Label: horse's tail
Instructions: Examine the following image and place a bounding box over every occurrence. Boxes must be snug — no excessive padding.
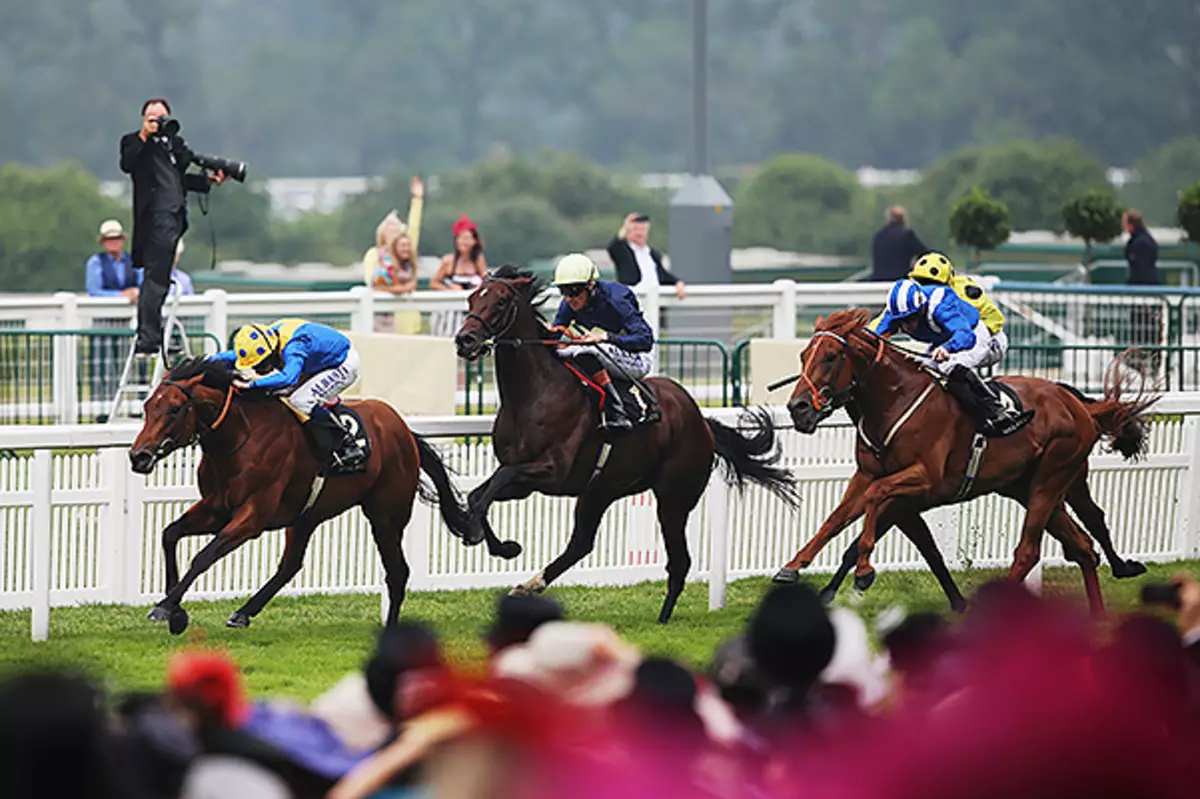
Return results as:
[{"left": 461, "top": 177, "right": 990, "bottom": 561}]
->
[
  {"left": 414, "top": 434, "right": 473, "bottom": 541},
  {"left": 1076, "top": 355, "right": 1161, "bottom": 462},
  {"left": 706, "top": 407, "right": 799, "bottom": 507}
]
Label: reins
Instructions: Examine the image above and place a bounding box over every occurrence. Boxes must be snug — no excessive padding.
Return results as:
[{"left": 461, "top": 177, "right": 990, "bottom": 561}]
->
[{"left": 159, "top": 378, "right": 251, "bottom": 456}]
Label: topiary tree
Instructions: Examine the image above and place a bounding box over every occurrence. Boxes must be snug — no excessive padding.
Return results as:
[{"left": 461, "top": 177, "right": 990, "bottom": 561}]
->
[
  {"left": 1178, "top": 180, "right": 1200, "bottom": 267},
  {"left": 949, "top": 187, "right": 1012, "bottom": 271},
  {"left": 1061, "top": 189, "right": 1124, "bottom": 283}
]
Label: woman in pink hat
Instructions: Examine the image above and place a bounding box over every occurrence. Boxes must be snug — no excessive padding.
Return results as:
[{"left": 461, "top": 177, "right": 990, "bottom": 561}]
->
[{"left": 431, "top": 214, "right": 488, "bottom": 337}]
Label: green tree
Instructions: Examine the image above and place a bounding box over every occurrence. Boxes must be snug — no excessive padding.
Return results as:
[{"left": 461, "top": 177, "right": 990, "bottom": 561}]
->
[
  {"left": 1126, "top": 137, "right": 1200, "bottom": 224},
  {"left": 733, "top": 154, "right": 867, "bottom": 256},
  {"left": 0, "top": 162, "right": 126, "bottom": 292},
  {"left": 1061, "top": 189, "right": 1124, "bottom": 282},
  {"left": 1178, "top": 181, "right": 1200, "bottom": 261},
  {"left": 949, "top": 187, "right": 1012, "bottom": 270}
]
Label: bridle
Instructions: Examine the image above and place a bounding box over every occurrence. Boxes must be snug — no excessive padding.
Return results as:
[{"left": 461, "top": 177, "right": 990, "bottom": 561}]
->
[
  {"left": 153, "top": 378, "right": 250, "bottom": 457},
  {"left": 461, "top": 276, "right": 549, "bottom": 350},
  {"left": 797, "top": 330, "right": 886, "bottom": 413}
]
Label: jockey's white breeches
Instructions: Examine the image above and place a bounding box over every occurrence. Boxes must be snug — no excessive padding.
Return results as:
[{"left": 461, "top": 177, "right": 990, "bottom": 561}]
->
[
  {"left": 921, "top": 321, "right": 999, "bottom": 376},
  {"left": 557, "top": 342, "right": 654, "bottom": 380},
  {"left": 286, "top": 346, "right": 361, "bottom": 416}
]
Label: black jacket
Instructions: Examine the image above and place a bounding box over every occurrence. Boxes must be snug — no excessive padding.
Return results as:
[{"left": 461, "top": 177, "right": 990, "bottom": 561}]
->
[
  {"left": 871, "top": 223, "right": 927, "bottom": 281},
  {"left": 607, "top": 236, "right": 682, "bottom": 287},
  {"left": 1125, "top": 228, "right": 1159, "bottom": 286},
  {"left": 119, "top": 131, "right": 210, "bottom": 264}
]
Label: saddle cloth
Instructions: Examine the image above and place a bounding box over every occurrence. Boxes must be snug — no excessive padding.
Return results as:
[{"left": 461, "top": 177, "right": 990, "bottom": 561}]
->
[
  {"left": 281, "top": 398, "right": 373, "bottom": 466},
  {"left": 562, "top": 363, "right": 661, "bottom": 429},
  {"left": 990, "top": 379, "right": 1024, "bottom": 415}
]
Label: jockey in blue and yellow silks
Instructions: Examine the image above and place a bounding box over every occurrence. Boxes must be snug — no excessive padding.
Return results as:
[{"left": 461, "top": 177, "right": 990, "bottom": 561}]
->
[
  {"left": 871, "top": 279, "right": 1033, "bottom": 438},
  {"left": 212, "top": 318, "right": 366, "bottom": 474}
]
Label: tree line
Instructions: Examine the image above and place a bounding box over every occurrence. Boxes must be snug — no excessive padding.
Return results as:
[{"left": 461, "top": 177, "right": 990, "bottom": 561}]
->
[
  {"left": 3, "top": 135, "right": 1199, "bottom": 292},
  {"left": 2, "top": 0, "right": 1199, "bottom": 180}
]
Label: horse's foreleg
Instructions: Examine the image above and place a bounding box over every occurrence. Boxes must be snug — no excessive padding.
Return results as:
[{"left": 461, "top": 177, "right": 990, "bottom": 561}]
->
[
  {"left": 773, "top": 470, "right": 871, "bottom": 583},
  {"left": 856, "top": 464, "right": 931, "bottom": 579},
  {"left": 227, "top": 521, "right": 318, "bottom": 628},
  {"left": 514, "top": 492, "right": 614, "bottom": 597},
  {"left": 1066, "top": 468, "right": 1145, "bottom": 579},
  {"left": 469, "top": 463, "right": 559, "bottom": 558},
  {"left": 161, "top": 499, "right": 228, "bottom": 593},
  {"left": 149, "top": 504, "right": 265, "bottom": 635}
]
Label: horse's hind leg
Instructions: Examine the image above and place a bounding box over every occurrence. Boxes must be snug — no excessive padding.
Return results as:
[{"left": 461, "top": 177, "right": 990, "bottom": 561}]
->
[
  {"left": 653, "top": 469, "right": 707, "bottom": 624},
  {"left": 1067, "top": 466, "right": 1145, "bottom": 579},
  {"left": 893, "top": 511, "right": 967, "bottom": 613},
  {"left": 1008, "top": 441, "right": 1086, "bottom": 585},
  {"left": 513, "top": 493, "right": 614, "bottom": 596},
  {"left": 226, "top": 521, "right": 318, "bottom": 628},
  {"left": 1044, "top": 503, "right": 1106, "bottom": 616},
  {"left": 363, "top": 498, "right": 415, "bottom": 627}
]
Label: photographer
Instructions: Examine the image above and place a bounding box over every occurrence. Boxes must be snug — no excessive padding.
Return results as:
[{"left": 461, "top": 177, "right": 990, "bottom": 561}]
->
[{"left": 119, "top": 98, "right": 227, "bottom": 355}]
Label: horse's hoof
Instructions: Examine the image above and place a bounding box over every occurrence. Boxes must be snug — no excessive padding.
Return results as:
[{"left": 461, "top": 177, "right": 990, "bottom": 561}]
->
[
  {"left": 657, "top": 614, "right": 672, "bottom": 625},
  {"left": 508, "top": 584, "right": 530, "bottom": 597},
  {"left": 491, "top": 540, "right": 523, "bottom": 560},
  {"left": 949, "top": 597, "right": 969, "bottom": 614},
  {"left": 853, "top": 570, "right": 876, "bottom": 592},
  {"left": 168, "top": 607, "right": 190, "bottom": 636},
  {"left": 1112, "top": 560, "right": 1147, "bottom": 579},
  {"left": 147, "top": 605, "right": 173, "bottom": 623},
  {"left": 772, "top": 568, "right": 800, "bottom": 584},
  {"left": 818, "top": 586, "right": 838, "bottom": 606},
  {"left": 226, "top": 611, "right": 251, "bottom": 629}
]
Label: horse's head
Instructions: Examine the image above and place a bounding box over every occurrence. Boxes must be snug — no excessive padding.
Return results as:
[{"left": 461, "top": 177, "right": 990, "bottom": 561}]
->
[
  {"left": 129, "top": 357, "right": 234, "bottom": 473},
  {"left": 454, "top": 264, "right": 547, "bottom": 360},
  {"left": 787, "top": 309, "right": 875, "bottom": 433}
]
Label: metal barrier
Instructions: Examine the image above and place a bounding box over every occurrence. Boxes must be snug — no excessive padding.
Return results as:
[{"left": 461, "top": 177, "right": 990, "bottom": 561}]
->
[
  {"left": 731, "top": 340, "right": 751, "bottom": 407},
  {"left": 0, "top": 329, "right": 222, "bottom": 425},
  {"left": 1000, "top": 344, "right": 1200, "bottom": 394}
]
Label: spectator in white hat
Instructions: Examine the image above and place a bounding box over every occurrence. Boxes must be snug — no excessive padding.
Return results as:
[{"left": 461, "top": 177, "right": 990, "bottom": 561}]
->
[{"left": 85, "top": 219, "right": 141, "bottom": 300}]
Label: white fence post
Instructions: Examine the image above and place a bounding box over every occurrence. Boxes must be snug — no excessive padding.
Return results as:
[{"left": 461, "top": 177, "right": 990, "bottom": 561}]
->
[
  {"left": 350, "top": 285, "right": 374, "bottom": 333},
  {"left": 101, "top": 449, "right": 137, "bottom": 604},
  {"left": 205, "top": 289, "right": 229, "bottom": 351},
  {"left": 30, "top": 450, "right": 53, "bottom": 641},
  {"left": 706, "top": 474, "right": 730, "bottom": 610},
  {"left": 644, "top": 286, "right": 663, "bottom": 343},
  {"left": 772, "top": 280, "right": 797, "bottom": 340},
  {"left": 53, "top": 292, "right": 80, "bottom": 424},
  {"left": 1177, "top": 417, "right": 1200, "bottom": 559}
]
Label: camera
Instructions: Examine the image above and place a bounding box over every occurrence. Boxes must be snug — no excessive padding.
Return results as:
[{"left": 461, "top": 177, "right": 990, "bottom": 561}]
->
[
  {"left": 154, "top": 115, "right": 181, "bottom": 136},
  {"left": 192, "top": 153, "right": 248, "bottom": 183},
  {"left": 1140, "top": 583, "right": 1182, "bottom": 609}
]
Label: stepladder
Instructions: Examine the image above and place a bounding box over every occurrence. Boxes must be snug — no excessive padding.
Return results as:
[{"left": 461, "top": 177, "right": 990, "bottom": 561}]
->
[{"left": 105, "top": 280, "right": 192, "bottom": 422}]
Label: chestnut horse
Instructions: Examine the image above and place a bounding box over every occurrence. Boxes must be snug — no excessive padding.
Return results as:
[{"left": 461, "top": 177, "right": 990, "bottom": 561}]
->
[
  {"left": 791, "top": 401, "right": 1150, "bottom": 610},
  {"left": 777, "top": 309, "right": 1157, "bottom": 614},
  {"left": 453, "top": 265, "right": 797, "bottom": 623},
  {"left": 129, "top": 357, "right": 491, "bottom": 634}
]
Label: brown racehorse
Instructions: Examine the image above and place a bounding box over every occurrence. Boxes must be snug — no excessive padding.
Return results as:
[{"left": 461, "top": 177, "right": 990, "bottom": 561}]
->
[
  {"left": 776, "top": 309, "right": 1157, "bottom": 615},
  {"left": 453, "top": 265, "right": 798, "bottom": 623},
  {"left": 129, "top": 356, "right": 491, "bottom": 634},
  {"left": 792, "top": 402, "right": 1150, "bottom": 611}
]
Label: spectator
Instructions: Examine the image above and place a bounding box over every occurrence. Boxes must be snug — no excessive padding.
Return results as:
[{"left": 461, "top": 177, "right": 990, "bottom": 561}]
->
[
  {"left": 171, "top": 238, "right": 194, "bottom": 297},
  {"left": 431, "top": 214, "right": 488, "bottom": 338},
  {"left": 607, "top": 212, "right": 687, "bottom": 300},
  {"left": 364, "top": 177, "right": 424, "bottom": 310},
  {"left": 1124, "top": 209, "right": 1159, "bottom": 286},
  {"left": 483, "top": 594, "right": 565, "bottom": 659},
  {"left": 86, "top": 219, "right": 141, "bottom": 299},
  {"left": 871, "top": 205, "right": 927, "bottom": 281}
]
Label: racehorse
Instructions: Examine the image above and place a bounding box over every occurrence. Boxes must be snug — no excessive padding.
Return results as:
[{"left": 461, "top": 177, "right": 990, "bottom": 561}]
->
[
  {"left": 129, "top": 356, "right": 491, "bottom": 634},
  {"left": 777, "top": 309, "right": 1158, "bottom": 615},
  {"left": 453, "top": 265, "right": 797, "bottom": 623}
]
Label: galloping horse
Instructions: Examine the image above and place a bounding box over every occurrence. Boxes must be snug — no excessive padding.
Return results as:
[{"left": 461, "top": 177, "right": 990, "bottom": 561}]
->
[
  {"left": 777, "top": 309, "right": 1157, "bottom": 614},
  {"left": 795, "top": 398, "right": 1151, "bottom": 610},
  {"left": 129, "top": 357, "right": 487, "bottom": 634},
  {"left": 453, "top": 266, "right": 797, "bottom": 623}
]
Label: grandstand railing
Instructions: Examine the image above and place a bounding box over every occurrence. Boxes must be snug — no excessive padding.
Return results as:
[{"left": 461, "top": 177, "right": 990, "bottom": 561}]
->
[{"left": 4, "top": 398, "right": 1200, "bottom": 640}]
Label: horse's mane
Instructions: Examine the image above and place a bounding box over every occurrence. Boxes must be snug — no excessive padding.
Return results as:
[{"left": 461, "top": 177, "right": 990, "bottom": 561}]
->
[
  {"left": 490, "top": 263, "right": 553, "bottom": 325},
  {"left": 166, "top": 356, "right": 274, "bottom": 401},
  {"left": 815, "top": 308, "right": 874, "bottom": 338}
]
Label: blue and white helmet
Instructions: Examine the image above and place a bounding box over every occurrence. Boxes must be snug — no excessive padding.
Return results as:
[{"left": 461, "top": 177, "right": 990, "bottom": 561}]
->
[{"left": 886, "top": 278, "right": 928, "bottom": 320}]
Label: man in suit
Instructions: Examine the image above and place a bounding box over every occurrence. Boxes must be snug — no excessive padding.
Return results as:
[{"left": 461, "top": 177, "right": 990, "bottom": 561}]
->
[
  {"left": 871, "top": 206, "right": 928, "bottom": 282},
  {"left": 607, "top": 213, "right": 687, "bottom": 300},
  {"left": 119, "top": 97, "right": 226, "bottom": 355}
]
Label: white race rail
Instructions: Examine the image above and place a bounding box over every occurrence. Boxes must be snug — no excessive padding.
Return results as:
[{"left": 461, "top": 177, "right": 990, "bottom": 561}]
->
[{"left": 4, "top": 398, "right": 1200, "bottom": 640}]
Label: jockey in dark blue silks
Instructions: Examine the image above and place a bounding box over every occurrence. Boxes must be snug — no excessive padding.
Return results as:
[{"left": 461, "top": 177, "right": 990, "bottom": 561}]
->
[
  {"left": 872, "top": 278, "right": 1034, "bottom": 438},
  {"left": 550, "top": 252, "right": 656, "bottom": 433}
]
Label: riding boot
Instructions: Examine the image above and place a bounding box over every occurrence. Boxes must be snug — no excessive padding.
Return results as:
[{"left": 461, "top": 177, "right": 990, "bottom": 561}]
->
[
  {"left": 303, "top": 414, "right": 344, "bottom": 476},
  {"left": 592, "top": 370, "right": 633, "bottom": 434},
  {"left": 947, "top": 365, "right": 1034, "bottom": 438}
]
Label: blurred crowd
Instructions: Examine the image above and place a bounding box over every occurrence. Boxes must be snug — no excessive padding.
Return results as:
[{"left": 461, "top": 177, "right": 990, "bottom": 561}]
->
[{"left": 3, "top": 573, "right": 1199, "bottom": 799}]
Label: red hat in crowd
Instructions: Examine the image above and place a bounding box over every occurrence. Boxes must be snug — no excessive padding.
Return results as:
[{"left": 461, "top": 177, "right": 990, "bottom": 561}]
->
[
  {"left": 451, "top": 214, "right": 478, "bottom": 237},
  {"left": 166, "top": 649, "right": 250, "bottom": 727}
]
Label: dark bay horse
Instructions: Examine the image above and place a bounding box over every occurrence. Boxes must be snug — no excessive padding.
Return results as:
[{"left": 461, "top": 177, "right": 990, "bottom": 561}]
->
[
  {"left": 453, "top": 266, "right": 797, "bottom": 623},
  {"left": 129, "top": 357, "right": 486, "bottom": 634},
  {"left": 778, "top": 309, "right": 1158, "bottom": 615}
]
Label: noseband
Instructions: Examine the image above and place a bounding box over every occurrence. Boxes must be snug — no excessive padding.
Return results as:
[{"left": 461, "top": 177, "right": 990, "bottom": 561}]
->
[{"left": 798, "top": 331, "right": 885, "bottom": 412}]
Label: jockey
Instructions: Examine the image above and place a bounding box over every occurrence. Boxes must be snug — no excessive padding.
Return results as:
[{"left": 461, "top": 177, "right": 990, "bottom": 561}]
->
[
  {"left": 871, "top": 279, "right": 1034, "bottom": 438},
  {"left": 907, "top": 252, "right": 1008, "bottom": 368},
  {"left": 212, "top": 318, "right": 367, "bottom": 474},
  {"left": 551, "top": 253, "right": 655, "bottom": 433}
]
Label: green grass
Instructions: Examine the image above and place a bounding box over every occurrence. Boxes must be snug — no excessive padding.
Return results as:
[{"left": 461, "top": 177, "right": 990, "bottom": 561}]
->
[{"left": 1, "top": 560, "right": 1197, "bottom": 702}]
